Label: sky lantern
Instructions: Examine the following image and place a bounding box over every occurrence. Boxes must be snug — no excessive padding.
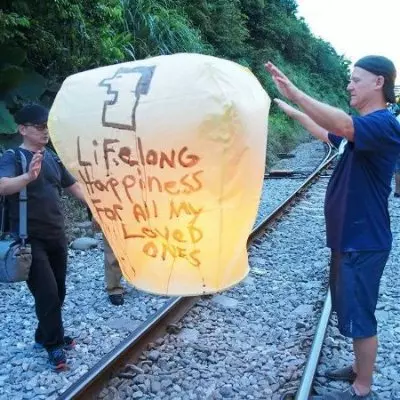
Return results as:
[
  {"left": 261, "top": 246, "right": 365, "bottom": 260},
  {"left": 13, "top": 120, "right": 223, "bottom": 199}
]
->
[{"left": 49, "top": 53, "right": 270, "bottom": 296}]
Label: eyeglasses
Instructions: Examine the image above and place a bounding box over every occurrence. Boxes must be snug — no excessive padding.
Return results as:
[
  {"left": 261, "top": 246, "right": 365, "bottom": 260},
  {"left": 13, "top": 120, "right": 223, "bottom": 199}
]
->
[{"left": 24, "top": 123, "right": 48, "bottom": 131}]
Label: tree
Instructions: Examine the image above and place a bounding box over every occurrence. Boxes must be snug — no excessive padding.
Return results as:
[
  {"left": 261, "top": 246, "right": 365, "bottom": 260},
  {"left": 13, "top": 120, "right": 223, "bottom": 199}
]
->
[
  {"left": 121, "top": 0, "right": 211, "bottom": 60},
  {"left": 0, "top": 0, "right": 351, "bottom": 141}
]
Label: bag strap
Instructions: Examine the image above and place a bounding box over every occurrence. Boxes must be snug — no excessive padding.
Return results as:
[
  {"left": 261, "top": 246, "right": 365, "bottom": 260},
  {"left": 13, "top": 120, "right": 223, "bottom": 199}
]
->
[
  {"left": 17, "top": 150, "right": 28, "bottom": 245},
  {"left": 0, "top": 196, "right": 6, "bottom": 238}
]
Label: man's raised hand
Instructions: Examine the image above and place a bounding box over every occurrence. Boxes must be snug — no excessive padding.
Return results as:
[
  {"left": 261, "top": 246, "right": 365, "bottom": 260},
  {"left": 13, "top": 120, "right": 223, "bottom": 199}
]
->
[
  {"left": 26, "top": 151, "right": 43, "bottom": 182},
  {"left": 265, "top": 62, "right": 300, "bottom": 102}
]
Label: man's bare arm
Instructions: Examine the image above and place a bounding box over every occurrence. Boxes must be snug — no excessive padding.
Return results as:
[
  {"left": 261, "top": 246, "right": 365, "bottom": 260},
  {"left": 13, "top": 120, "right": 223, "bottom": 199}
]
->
[
  {"left": 293, "top": 91, "right": 354, "bottom": 141},
  {"left": 274, "top": 99, "right": 329, "bottom": 143},
  {"left": 0, "top": 152, "right": 43, "bottom": 195},
  {"left": 65, "top": 182, "right": 86, "bottom": 203},
  {"left": 265, "top": 62, "right": 354, "bottom": 141},
  {"left": 0, "top": 174, "right": 32, "bottom": 195}
]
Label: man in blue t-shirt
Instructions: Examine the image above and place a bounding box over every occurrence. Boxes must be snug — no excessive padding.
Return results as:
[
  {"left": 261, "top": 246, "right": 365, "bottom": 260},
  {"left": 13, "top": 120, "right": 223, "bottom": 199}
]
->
[
  {"left": 266, "top": 56, "right": 400, "bottom": 400},
  {"left": 394, "top": 113, "right": 400, "bottom": 197},
  {"left": 0, "top": 104, "right": 86, "bottom": 371}
]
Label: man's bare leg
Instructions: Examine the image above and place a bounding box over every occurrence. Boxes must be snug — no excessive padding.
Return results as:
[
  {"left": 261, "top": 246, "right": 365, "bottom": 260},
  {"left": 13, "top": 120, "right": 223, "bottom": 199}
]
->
[
  {"left": 352, "top": 336, "right": 377, "bottom": 395},
  {"left": 395, "top": 172, "right": 400, "bottom": 195}
]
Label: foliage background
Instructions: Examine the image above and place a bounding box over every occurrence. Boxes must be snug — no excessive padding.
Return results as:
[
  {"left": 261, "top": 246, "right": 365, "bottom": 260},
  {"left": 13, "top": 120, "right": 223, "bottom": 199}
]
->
[{"left": 1, "top": 0, "right": 352, "bottom": 163}]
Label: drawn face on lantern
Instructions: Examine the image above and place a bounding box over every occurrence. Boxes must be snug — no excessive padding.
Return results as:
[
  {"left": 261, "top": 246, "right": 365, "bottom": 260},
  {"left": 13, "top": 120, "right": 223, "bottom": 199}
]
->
[{"left": 49, "top": 53, "right": 270, "bottom": 296}]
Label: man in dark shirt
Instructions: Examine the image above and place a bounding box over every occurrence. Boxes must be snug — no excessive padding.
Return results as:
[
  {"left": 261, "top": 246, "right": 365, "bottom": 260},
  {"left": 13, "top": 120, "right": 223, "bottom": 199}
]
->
[
  {"left": 266, "top": 56, "right": 400, "bottom": 399},
  {"left": 0, "top": 104, "right": 86, "bottom": 370}
]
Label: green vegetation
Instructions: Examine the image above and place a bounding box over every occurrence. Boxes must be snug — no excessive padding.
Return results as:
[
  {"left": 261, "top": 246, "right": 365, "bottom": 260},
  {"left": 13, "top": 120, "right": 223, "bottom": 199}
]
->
[{"left": 1, "top": 0, "right": 351, "bottom": 164}]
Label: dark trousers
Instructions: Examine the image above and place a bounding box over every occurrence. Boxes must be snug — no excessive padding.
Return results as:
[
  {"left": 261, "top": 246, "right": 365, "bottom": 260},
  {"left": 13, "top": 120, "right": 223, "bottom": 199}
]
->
[{"left": 26, "top": 236, "right": 68, "bottom": 350}]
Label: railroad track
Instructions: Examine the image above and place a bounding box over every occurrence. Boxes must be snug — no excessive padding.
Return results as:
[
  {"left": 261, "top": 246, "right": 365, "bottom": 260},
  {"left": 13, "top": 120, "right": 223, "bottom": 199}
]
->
[
  {"left": 58, "top": 142, "right": 337, "bottom": 400},
  {"left": 280, "top": 292, "right": 332, "bottom": 399}
]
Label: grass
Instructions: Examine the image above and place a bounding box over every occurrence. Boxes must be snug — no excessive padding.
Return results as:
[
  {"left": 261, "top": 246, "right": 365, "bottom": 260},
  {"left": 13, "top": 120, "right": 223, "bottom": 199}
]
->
[{"left": 266, "top": 111, "right": 310, "bottom": 167}]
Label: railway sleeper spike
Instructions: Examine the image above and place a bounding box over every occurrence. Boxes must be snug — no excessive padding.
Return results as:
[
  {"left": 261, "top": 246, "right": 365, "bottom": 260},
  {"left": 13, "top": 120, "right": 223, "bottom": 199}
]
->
[
  {"left": 117, "top": 372, "right": 136, "bottom": 380},
  {"left": 124, "top": 363, "right": 144, "bottom": 374},
  {"left": 166, "top": 323, "right": 181, "bottom": 334},
  {"left": 280, "top": 390, "right": 296, "bottom": 400}
]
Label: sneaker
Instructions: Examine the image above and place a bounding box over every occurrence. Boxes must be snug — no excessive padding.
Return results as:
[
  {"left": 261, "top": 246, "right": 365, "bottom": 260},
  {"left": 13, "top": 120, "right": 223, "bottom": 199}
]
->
[
  {"left": 109, "top": 294, "right": 124, "bottom": 306},
  {"left": 35, "top": 336, "right": 76, "bottom": 351},
  {"left": 63, "top": 336, "right": 76, "bottom": 351},
  {"left": 310, "top": 386, "right": 378, "bottom": 399},
  {"left": 325, "top": 365, "right": 357, "bottom": 383},
  {"left": 47, "top": 347, "right": 67, "bottom": 371}
]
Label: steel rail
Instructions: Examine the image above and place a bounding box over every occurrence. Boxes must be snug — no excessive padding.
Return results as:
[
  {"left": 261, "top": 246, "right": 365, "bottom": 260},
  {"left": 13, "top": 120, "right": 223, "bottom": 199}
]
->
[
  {"left": 281, "top": 146, "right": 339, "bottom": 400},
  {"left": 59, "top": 143, "right": 337, "bottom": 400},
  {"left": 294, "top": 289, "right": 332, "bottom": 400},
  {"left": 58, "top": 297, "right": 198, "bottom": 400}
]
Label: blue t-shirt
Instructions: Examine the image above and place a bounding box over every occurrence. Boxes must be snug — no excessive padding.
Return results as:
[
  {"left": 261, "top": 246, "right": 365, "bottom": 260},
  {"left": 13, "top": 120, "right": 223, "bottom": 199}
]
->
[{"left": 325, "top": 109, "right": 400, "bottom": 251}]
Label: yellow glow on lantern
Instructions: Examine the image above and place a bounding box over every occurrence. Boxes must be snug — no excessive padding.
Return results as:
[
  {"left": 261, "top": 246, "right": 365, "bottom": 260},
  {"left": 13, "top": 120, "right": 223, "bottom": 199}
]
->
[{"left": 49, "top": 53, "right": 270, "bottom": 296}]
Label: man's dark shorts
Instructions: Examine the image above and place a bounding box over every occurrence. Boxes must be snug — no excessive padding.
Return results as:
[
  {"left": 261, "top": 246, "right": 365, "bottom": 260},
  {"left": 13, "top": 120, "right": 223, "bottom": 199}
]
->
[
  {"left": 395, "top": 158, "right": 400, "bottom": 173},
  {"left": 329, "top": 250, "right": 389, "bottom": 338}
]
